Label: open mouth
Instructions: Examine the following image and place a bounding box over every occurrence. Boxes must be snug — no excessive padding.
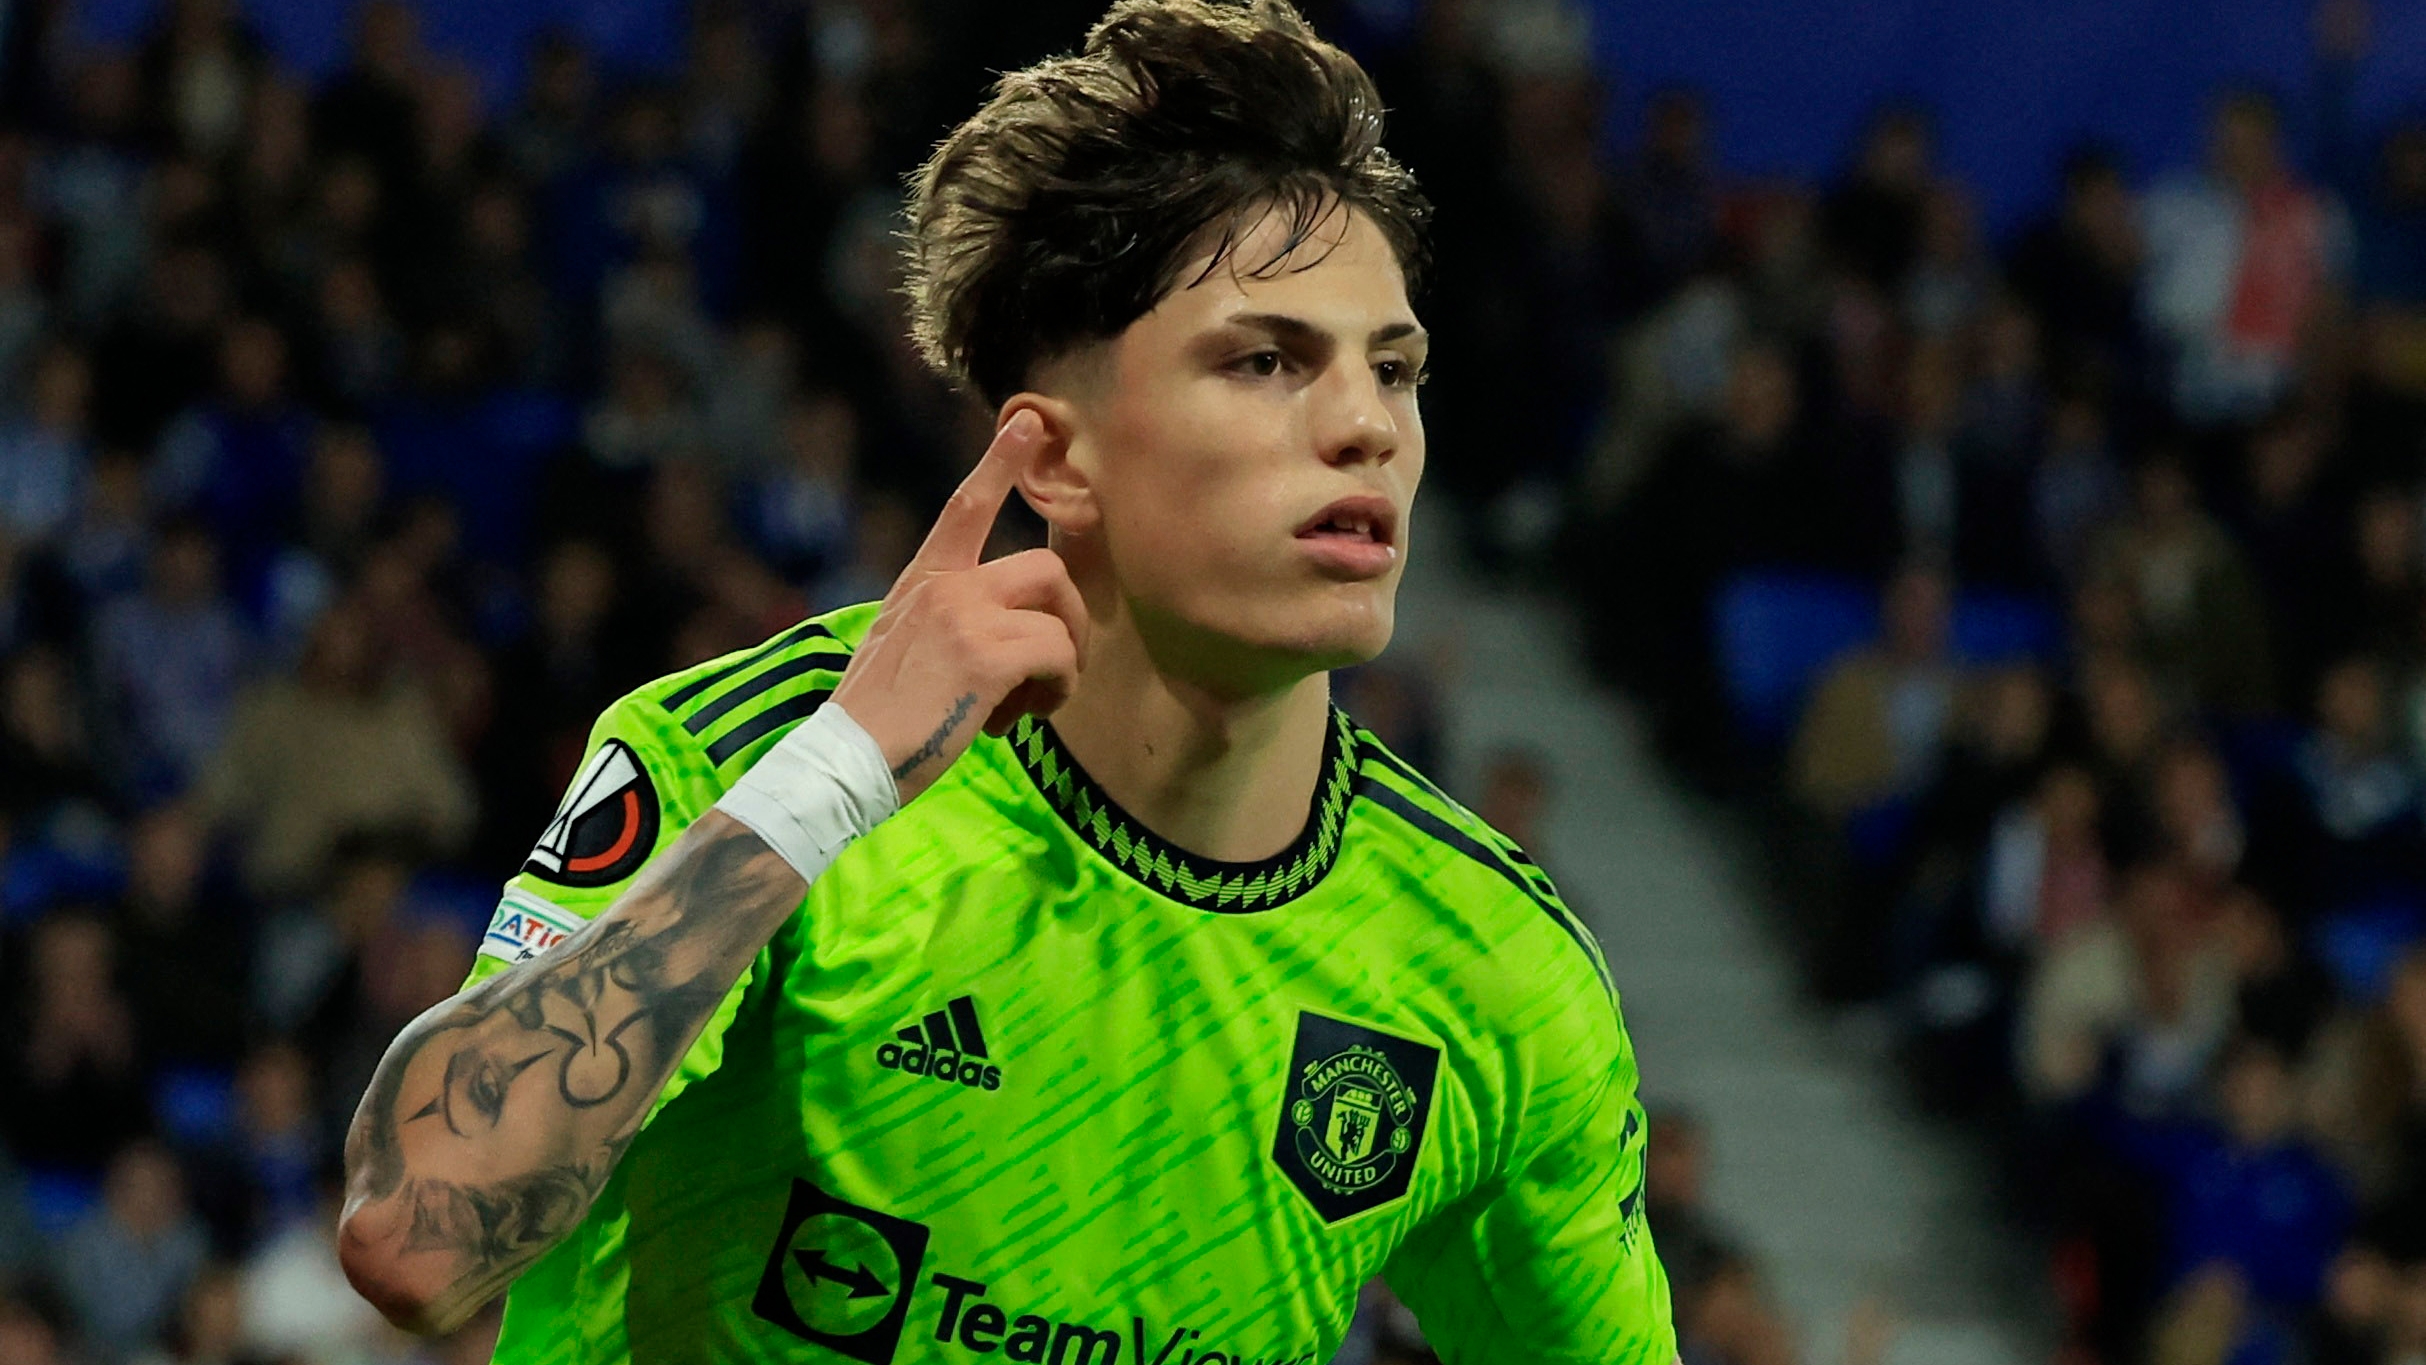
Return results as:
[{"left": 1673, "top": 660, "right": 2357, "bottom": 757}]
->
[{"left": 1295, "top": 496, "right": 1398, "bottom": 548}]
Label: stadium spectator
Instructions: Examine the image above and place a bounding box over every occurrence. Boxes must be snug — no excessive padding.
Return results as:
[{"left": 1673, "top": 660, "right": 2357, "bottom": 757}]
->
[
  {"left": 2140, "top": 89, "right": 2346, "bottom": 426},
  {"left": 129, "top": 1262, "right": 257, "bottom": 1365},
  {"left": 2009, "top": 147, "right": 2146, "bottom": 389},
  {"left": 1618, "top": 87, "right": 1723, "bottom": 306},
  {"left": 0, "top": 1146, "right": 35, "bottom": 1283},
  {"left": 745, "top": 389, "right": 861, "bottom": 585},
  {"left": 90, "top": 244, "right": 234, "bottom": 453},
  {"left": 114, "top": 804, "right": 247, "bottom": 1071},
  {"left": 0, "top": 343, "right": 95, "bottom": 549},
  {"left": 52, "top": 1140, "right": 210, "bottom": 1364},
  {"left": 1823, "top": 106, "right": 1934, "bottom": 293},
  {"left": 2150, "top": 739, "right": 2248, "bottom": 897},
  {"left": 89, "top": 519, "right": 249, "bottom": 800},
  {"left": 57, "top": 445, "right": 152, "bottom": 608},
  {"left": 258, "top": 421, "right": 384, "bottom": 655},
  {"left": 151, "top": 318, "right": 313, "bottom": 591},
  {"left": 0, "top": 1289, "right": 73, "bottom": 1365},
  {"left": 302, "top": 254, "right": 405, "bottom": 410},
  {"left": 249, "top": 835, "right": 410, "bottom": 1046},
  {"left": 1588, "top": 336, "right": 1808, "bottom": 773},
  {"left": 2289, "top": 655, "right": 2424, "bottom": 908},
  {"left": 2090, "top": 456, "right": 2273, "bottom": 713},
  {"left": 2217, "top": 889, "right": 2335, "bottom": 1062},
  {"left": 184, "top": 1042, "right": 322, "bottom": 1263},
  {"left": 1, "top": 911, "right": 152, "bottom": 1173},
  {"left": 473, "top": 537, "right": 638, "bottom": 866},
  {"left": 1643, "top": 1107, "right": 1736, "bottom": 1310},
  {"left": 1982, "top": 762, "right": 2113, "bottom": 957},
  {"left": 2230, "top": 409, "right": 2344, "bottom": 700},
  {"left": 1473, "top": 748, "right": 1552, "bottom": 856},
  {"left": 2020, "top": 861, "right": 2236, "bottom": 1111},
  {"left": 2310, "top": 948, "right": 2426, "bottom": 1259},
  {"left": 194, "top": 595, "right": 471, "bottom": 901},
  {"left": 36, "top": 54, "right": 152, "bottom": 332},
  {"left": 0, "top": 217, "right": 55, "bottom": 413},
  {"left": 1790, "top": 563, "right": 1963, "bottom": 820},
  {"left": 2122, "top": 1040, "right": 2350, "bottom": 1309},
  {"left": 235, "top": 1183, "right": 393, "bottom": 1364},
  {"left": 0, "top": 642, "right": 110, "bottom": 829}
]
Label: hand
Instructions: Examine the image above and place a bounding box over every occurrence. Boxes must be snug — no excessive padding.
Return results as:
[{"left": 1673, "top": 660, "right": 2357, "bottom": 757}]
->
[{"left": 829, "top": 410, "right": 1090, "bottom": 805}]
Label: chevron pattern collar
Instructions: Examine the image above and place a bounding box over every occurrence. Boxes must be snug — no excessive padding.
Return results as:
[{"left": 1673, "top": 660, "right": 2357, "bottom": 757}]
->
[{"left": 1007, "top": 706, "right": 1359, "bottom": 913}]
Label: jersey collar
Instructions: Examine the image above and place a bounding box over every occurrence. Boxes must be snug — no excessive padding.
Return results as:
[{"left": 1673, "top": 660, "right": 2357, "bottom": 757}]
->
[{"left": 1006, "top": 706, "right": 1359, "bottom": 913}]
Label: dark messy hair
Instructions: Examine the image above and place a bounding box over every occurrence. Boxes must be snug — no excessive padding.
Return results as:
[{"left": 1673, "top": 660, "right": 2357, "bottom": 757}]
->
[{"left": 904, "top": 0, "right": 1431, "bottom": 408}]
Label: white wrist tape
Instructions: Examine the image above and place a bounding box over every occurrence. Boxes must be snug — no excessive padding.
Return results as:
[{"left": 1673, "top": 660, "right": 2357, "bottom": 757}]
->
[{"left": 712, "top": 701, "right": 900, "bottom": 884}]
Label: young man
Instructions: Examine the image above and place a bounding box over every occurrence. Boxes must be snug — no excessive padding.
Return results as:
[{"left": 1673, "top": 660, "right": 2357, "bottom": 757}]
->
[{"left": 336, "top": 3, "right": 1675, "bottom": 1361}]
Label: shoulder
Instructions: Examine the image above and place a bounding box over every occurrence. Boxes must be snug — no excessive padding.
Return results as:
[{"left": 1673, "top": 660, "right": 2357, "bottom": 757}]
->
[
  {"left": 1343, "top": 717, "right": 1618, "bottom": 1011},
  {"left": 612, "top": 600, "right": 880, "bottom": 777}
]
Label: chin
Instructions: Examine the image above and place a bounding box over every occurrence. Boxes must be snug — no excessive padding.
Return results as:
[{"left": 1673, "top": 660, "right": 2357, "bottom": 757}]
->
[
  {"left": 1239, "top": 584, "right": 1398, "bottom": 671},
  {"left": 1139, "top": 576, "right": 1398, "bottom": 692}
]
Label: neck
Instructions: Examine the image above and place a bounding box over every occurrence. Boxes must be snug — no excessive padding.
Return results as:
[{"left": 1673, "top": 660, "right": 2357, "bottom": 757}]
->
[{"left": 1045, "top": 594, "right": 1334, "bottom": 865}]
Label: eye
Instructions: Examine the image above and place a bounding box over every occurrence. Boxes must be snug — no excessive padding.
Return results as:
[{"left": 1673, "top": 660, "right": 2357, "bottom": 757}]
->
[
  {"left": 1232, "top": 349, "right": 1285, "bottom": 378},
  {"left": 1376, "top": 359, "right": 1428, "bottom": 390}
]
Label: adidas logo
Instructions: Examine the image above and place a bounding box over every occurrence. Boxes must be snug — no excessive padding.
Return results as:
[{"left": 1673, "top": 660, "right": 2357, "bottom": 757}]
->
[{"left": 875, "top": 995, "right": 1002, "bottom": 1092}]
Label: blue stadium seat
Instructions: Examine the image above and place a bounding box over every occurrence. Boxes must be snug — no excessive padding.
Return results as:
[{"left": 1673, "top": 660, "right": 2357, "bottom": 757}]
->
[
  {"left": 21, "top": 1168, "right": 100, "bottom": 1238},
  {"left": 1948, "top": 590, "right": 2065, "bottom": 665},
  {"left": 1713, "top": 574, "right": 1876, "bottom": 745},
  {"left": 0, "top": 835, "right": 127, "bottom": 926},
  {"left": 1713, "top": 572, "right": 2065, "bottom": 748},
  {"left": 154, "top": 1067, "right": 239, "bottom": 1150},
  {"left": 2313, "top": 900, "right": 2426, "bottom": 1006}
]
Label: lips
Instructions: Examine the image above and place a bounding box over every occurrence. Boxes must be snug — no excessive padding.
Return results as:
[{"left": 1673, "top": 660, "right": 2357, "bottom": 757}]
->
[{"left": 1295, "top": 495, "right": 1398, "bottom": 547}]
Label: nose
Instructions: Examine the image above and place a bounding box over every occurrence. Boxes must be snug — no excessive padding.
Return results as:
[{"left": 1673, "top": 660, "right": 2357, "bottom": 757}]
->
[{"left": 1313, "top": 360, "right": 1399, "bottom": 468}]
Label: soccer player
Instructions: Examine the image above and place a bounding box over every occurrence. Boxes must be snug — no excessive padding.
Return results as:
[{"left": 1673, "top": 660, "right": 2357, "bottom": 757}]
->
[{"left": 336, "top": 2, "right": 1675, "bottom": 1361}]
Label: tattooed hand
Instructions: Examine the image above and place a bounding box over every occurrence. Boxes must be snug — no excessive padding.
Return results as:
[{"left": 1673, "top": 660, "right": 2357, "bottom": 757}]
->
[
  {"left": 340, "top": 411, "right": 1085, "bottom": 1334},
  {"left": 831, "top": 408, "right": 1090, "bottom": 805},
  {"left": 337, "top": 813, "right": 804, "bottom": 1334}
]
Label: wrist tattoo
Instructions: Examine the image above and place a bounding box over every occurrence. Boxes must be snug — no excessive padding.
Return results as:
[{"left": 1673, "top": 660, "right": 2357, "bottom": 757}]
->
[{"left": 892, "top": 691, "right": 979, "bottom": 782}]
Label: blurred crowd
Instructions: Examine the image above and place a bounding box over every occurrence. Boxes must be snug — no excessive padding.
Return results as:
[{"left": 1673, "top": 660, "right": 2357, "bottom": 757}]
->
[{"left": 1569, "top": 0, "right": 2426, "bottom": 1360}]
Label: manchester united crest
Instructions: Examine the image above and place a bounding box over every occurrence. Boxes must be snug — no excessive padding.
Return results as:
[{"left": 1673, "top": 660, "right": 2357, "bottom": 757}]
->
[{"left": 1273, "top": 1012, "right": 1440, "bottom": 1222}]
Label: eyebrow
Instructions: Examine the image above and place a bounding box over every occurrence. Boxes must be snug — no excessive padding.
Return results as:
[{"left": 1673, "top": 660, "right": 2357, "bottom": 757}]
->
[{"left": 1226, "top": 312, "right": 1428, "bottom": 349}]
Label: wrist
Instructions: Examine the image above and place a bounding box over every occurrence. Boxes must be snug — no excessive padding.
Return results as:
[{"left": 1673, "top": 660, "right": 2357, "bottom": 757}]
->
[{"left": 712, "top": 702, "right": 900, "bottom": 884}]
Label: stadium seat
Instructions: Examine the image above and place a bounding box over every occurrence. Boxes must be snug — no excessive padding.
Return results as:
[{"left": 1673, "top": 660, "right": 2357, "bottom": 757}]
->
[
  {"left": 1712, "top": 572, "right": 2065, "bottom": 747},
  {"left": 21, "top": 1169, "right": 101, "bottom": 1239},
  {"left": 1712, "top": 573, "right": 1876, "bottom": 745},
  {"left": 154, "top": 1067, "right": 240, "bottom": 1151},
  {"left": 0, "top": 832, "right": 127, "bottom": 926},
  {"left": 2313, "top": 899, "right": 2426, "bottom": 1006}
]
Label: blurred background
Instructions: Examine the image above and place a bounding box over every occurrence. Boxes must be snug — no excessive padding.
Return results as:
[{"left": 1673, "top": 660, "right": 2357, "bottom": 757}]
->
[{"left": 2, "top": 0, "right": 2424, "bottom": 1362}]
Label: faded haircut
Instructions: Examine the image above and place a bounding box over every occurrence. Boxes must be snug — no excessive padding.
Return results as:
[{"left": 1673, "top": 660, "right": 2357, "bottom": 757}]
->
[{"left": 903, "top": 0, "right": 1430, "bottom": 407}]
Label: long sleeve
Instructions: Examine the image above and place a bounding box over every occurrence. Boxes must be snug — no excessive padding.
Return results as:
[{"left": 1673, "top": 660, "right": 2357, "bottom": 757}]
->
[{"left": 1384, "top": 1001, "right": 1676, "bottom": 1364}]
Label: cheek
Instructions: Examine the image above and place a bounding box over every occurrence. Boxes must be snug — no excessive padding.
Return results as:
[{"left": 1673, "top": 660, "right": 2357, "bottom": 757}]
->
[
  {"left": 1099, "top": 404, "right": 1301, "bottom": 582},
  {"left": 1111, "top": 460, "right": 1296, "bottom": 593}
]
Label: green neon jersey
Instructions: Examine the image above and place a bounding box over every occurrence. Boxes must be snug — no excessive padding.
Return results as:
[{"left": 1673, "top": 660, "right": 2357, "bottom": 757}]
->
[{"left": 465, "top": 601, "right": 1673, "bottom": 1365}]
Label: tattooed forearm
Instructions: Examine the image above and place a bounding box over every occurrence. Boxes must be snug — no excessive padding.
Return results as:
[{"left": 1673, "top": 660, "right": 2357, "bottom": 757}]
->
[
  {"left": 892, "top": 691, "right": 977, "bottom": 782},
  {"left": 339, "top": 811, "right": 806, "bottom": 1334}
]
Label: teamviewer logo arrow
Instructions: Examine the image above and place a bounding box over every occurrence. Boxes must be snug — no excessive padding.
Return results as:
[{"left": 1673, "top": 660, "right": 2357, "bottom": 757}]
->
[
  {"left": 752, "top": 1177, "right": 931, "bottom": 1363},
  {"left": 795, "top": 1247, "right": 888, "bottom": 1301}
]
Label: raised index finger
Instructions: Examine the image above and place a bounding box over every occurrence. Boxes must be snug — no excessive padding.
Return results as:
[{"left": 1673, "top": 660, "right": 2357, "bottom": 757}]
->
[{"left": 910, "top": 410, "right": 1044, "bottom": 572}]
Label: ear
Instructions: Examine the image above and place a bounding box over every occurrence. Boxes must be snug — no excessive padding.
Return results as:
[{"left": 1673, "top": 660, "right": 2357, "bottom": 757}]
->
[{"left": 999, "top": 393, "right": 1099, "bottom": 535}]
